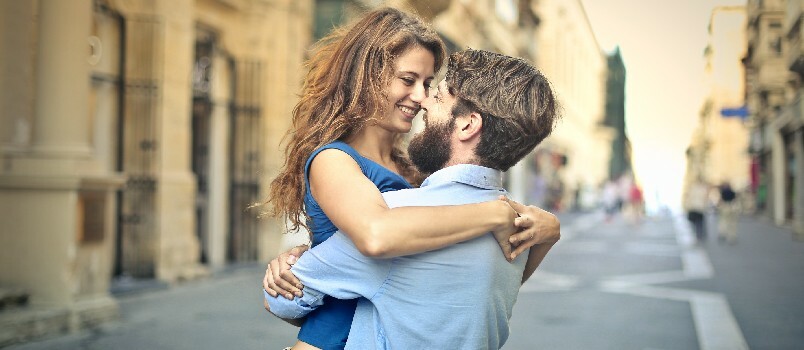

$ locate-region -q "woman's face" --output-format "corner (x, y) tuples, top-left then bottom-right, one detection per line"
(378, 46), (436, 134)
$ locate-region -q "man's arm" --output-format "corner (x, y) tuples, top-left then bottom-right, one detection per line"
(521, 242), (556, 284)
(264, 298), (305, 327)
(265, 232), (391, 319)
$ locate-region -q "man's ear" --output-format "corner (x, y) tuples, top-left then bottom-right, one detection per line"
(455, 112), (483, 141)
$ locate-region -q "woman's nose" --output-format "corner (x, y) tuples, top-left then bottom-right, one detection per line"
(411, 84), (427, 102)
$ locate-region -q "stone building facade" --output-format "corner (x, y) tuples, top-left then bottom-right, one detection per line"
(0, 0), (311, 344)
(529, 0), (611, 210)
(744, 0), (804, 236)
(686, 7), (750, 200)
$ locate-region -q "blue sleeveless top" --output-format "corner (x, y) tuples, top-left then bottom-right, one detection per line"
(298, 141), (412, 350)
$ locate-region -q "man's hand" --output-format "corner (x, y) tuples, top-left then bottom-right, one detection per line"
(499, 196), (560, 260)
(263, 245), (309, 300)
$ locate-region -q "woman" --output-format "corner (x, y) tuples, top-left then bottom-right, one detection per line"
(262, 7), (558, 350)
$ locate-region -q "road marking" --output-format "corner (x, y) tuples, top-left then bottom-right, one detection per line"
(692, 293), (749, 350)
(521, 271), (582, 292)
(600, 216), (747, 350)
(556, 240), (608, 253)
(623, 241), (680, 257)
(528, 212), (748, 350)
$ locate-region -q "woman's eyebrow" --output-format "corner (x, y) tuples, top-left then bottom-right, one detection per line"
(397, 70), (420, 77)
(398, 71), (436, 80)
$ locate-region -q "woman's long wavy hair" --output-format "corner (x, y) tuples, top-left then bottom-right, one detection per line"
(264, 7), (446, 234)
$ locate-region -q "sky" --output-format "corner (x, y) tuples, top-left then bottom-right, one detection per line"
(579, 0), (747, 212)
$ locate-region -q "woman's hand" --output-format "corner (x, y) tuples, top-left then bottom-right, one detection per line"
(489, 199), (519, 262)
(262, 245), (308, 300)
(499, 196), (561, 260)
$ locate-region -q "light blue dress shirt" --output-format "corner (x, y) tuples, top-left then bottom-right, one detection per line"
(266, 164), (529, 349)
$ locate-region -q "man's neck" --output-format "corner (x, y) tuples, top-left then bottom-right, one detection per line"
(442, 154), (483, 169)
(446, 137), (482, 169)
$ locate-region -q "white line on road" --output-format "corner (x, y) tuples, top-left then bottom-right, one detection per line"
(520, 271), (582, 293)
(527, 213), (749, 349)
(691, 293), (749, 350)
(673, 216), (747, 350)
(601, 216), (749, 350)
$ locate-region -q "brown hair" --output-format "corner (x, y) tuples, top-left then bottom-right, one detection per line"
(447, 49), (561, 171)
(264, 7), (446, 233)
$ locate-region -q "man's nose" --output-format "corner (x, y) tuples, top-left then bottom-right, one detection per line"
(420, 95), (433, 110)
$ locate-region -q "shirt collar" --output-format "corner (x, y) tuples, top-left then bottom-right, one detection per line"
(420, 164), (503, 190)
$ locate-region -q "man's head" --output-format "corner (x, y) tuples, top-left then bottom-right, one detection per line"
(409, 49), (560, 174)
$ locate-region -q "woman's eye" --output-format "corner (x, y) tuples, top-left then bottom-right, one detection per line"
(401, 78), (415, 86)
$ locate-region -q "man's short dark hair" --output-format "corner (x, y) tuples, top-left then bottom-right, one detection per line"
(446, 49), (561, 171)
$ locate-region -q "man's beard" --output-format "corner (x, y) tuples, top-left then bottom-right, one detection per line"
(408, 118), (453, 175)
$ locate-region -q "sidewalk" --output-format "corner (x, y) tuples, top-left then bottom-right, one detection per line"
(5, 265), (297, 350)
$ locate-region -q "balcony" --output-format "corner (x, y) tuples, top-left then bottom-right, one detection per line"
(788, 38), (804, 74)
(772, 94), (802, 128)
(787, 1), (804, 74)
(786, 0), (803, 31)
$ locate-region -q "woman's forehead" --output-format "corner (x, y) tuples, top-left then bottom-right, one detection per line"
(393, 47), (435, 74)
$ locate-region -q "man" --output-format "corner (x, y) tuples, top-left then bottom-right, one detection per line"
(684, 178), (710, 242)
(265, 49), (561, 349)
(717, 182), (739, 244)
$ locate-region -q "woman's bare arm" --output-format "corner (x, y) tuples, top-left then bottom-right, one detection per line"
(309, 149), (518, 258)
(262, 154), (562, 299)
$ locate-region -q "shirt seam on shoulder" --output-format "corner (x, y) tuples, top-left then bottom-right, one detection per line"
(368, 259), (395, 301)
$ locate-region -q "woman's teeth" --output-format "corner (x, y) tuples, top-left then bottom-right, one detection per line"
(399, 105), (416, 115)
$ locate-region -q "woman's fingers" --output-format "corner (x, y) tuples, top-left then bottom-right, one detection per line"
(277, 266), (303, 298)
(509, 240), (533, 260)
(262, 244), (310, 299)
(498, 195), (528, 213)
(269, 256), (295, 299)
(509, 229), (534, 245)
(262, 265), (277, 297)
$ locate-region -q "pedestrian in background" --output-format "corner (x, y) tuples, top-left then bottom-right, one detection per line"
(601, 180), (619, 222)
(684, 178), (710, 242)
(717, 182), (739, 244)
(627, 182), (644, 225)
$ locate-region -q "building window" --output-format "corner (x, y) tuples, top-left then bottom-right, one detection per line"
(314, 0), (344, 41)
(496, 0), (518, 25)
(771, 36), (782, 56)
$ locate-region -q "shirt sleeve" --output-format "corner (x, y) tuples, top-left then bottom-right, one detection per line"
(264, 232), (391, 319)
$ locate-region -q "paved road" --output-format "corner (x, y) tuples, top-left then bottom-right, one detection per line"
(503, 211), (804, 350)
(7, 212), (804, 349)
